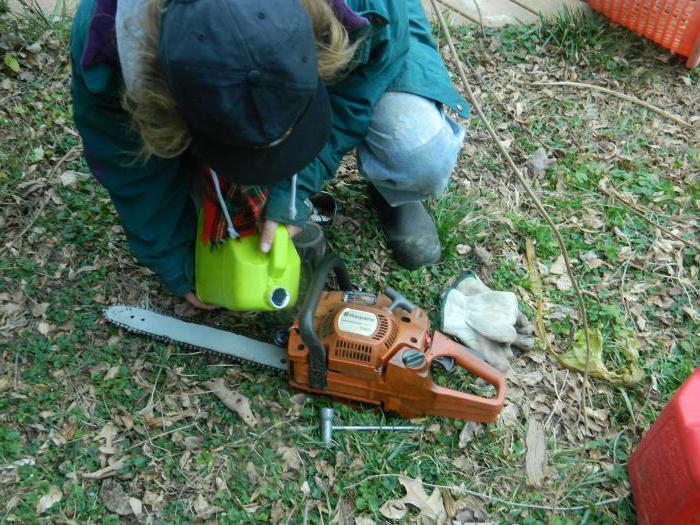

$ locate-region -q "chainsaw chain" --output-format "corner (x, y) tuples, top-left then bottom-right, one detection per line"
(103, 305), (287, 375)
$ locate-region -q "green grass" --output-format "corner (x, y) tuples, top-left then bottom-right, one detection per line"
(1, 6), (699, 524)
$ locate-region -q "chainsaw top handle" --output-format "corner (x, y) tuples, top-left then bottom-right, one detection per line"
(298, 253), (353, 390)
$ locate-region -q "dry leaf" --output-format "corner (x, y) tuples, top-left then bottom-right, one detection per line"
(581, 251), (604, 270)
(203, 377), (257, 427)
(474, 246), (494, 267)
(104, 366), (121, 381)
(245, 462), (259, 483)
(289, 393), (307, 405)
(36, 485), (62, 513)
(31, 302), (49, 317)
(193, 494), (210, 514)
(129, 498), (143, 517)
(354, 518), (376, 525)
(556, 329), (643, 386)
(144, 410), (194, 429)
(279, 446), (302, 472)
(379, 500), (407, 520)
(550, 255), (566, 275)
(82, 457), (127, 480)
(498, 404), (518, 427)
(100, 479), (132, 516)
(525, 420), (546, 487)
(442, 491), (457, 521)
(379, 477), (446, 524)
(456, 244), (471, 256)
(526, 147), (556, 176)
(37, 321), (51, 336)
(59, 170), (78, 187)
(458, 421), (483, 448)
(556, 274), (572, 292)
(96, 423), (119, 447)
(193, 493), (224, 520)
(335, 497), (355, 525)
(143, 491), (163, 508)
(519, 371), (543, 387)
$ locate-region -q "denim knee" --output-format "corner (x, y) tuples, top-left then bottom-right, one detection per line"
(359, 92), (465, 206)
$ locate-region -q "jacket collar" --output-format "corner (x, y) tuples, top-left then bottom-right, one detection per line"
(82, 0), (369, 69)
(330, 0), (370, 32)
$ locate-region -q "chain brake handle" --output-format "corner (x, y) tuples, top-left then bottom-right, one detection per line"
(298, 254), (353, 390)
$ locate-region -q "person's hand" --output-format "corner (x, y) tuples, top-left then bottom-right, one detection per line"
(183, 292), (218, 310)
(260, 219), (302, 253)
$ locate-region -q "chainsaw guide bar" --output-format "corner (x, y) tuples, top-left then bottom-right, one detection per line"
(104, 305), (288, 373)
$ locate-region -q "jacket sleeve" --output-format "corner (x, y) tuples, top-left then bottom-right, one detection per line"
(265, 8), (410, 225)
(71, 62), (197, 296)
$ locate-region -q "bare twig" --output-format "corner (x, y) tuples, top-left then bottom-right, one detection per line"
(430, 0), (594, 428)
(345, 474), (626, 511)
(598, 182), (699, 250)
(506, 0), (542, 17)
(470, 0), (486, 38)
(435, 0), (481, 25)
(531, 81), (691, 127)
(122, 423), (198, 452)
(13, 352), (20, 389)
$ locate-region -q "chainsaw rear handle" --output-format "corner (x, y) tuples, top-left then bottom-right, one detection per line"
(299, 253), (353, 390)
(423, 332), (506, 421)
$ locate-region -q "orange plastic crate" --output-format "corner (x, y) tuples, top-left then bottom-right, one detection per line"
(587, 0), (700, 67)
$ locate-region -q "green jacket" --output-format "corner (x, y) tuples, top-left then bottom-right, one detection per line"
(70, 0), (469, 296)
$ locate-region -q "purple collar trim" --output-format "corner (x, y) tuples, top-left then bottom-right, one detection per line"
(82, 0), (368, 69)
(330, 0), (370, 32)
(81, 0), (118, 68)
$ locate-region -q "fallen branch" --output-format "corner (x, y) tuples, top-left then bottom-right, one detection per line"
(531, 81), (691, 128)
(435, 0), (481, 25)
(203, 378), (257, 427)
(598, 181), (699, 250)
(430, 0), (594, 428)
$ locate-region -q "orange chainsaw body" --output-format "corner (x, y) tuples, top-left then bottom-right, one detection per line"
(287, 291), (505, 422)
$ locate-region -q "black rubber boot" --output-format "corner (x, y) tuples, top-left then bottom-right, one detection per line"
(369, 186), (442, 269)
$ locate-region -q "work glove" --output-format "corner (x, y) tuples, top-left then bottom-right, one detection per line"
(440, 271), (534, 372)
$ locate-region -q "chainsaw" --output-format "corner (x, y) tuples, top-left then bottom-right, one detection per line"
(105, 254), (505, 422)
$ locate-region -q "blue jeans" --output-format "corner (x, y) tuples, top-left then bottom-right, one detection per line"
(358, 92), (466, 206)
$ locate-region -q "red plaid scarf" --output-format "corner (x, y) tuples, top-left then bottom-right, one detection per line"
(200, 166), (268, 245)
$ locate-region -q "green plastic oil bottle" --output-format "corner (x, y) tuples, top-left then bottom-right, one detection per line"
(195, 215), (301, 312)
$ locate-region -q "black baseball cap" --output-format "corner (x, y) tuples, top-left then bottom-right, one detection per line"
(158, 0), (331, 185)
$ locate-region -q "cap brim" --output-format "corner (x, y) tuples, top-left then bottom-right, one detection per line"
(191, 79), (331, 186)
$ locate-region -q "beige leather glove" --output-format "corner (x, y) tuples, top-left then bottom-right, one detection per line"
(441, 272), (533, 372)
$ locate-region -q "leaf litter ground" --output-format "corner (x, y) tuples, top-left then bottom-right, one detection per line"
(1, 9), (699, 525)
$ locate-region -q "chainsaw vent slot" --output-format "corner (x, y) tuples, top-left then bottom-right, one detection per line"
(371, 315), (390, 341)
(335, 340), (372, 362)
(384, 320), (399, 350)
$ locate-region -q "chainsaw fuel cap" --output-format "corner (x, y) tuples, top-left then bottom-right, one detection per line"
(402, 349), (426, 369)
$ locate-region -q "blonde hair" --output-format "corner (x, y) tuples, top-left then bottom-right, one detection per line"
(123, 0), (359, 160)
